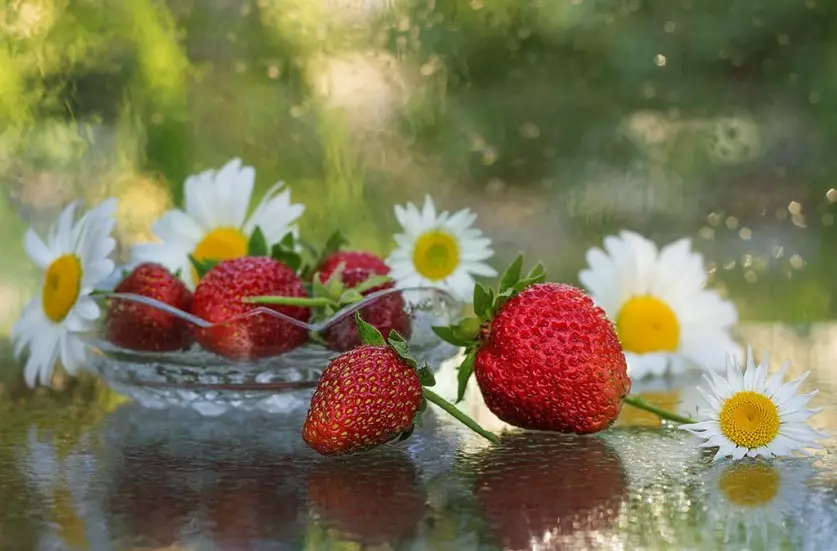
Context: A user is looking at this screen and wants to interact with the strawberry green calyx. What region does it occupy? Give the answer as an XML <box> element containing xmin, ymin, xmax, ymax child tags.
<box><xmin>354</xmin><ymin>313</ymin><xmax>500</xmax><ymax>445</ymax></box>
<box><xmin>300</xmin><ymin>230</ymin><xmax>348</xmax><ymax>281</ymax></box>
<box><xmin>243</xmin><ymin>265</ymin><xmax>392</xmax><ymax>317</ymax></box>
<box><xmin>431</xmin><ymin>254</ymin><xmax>547</xmax><ymax>403</ymax></box>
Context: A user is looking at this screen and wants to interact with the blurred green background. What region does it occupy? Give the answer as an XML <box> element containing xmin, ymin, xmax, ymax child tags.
<box><xmin>2</xmin><ymin>0</ymin><xmax>837</xmax><ymax>366</ymax></box>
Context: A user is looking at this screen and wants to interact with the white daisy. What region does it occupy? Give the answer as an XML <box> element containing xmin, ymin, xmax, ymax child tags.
<box><xmin>130</xmin><ymin>157</ymin><xmax>305</xmax><ymax>288</ymax></box>
<box><xmin>12</xmin><ymin>198</ymin><xmax>118</xmax><ymax>387</ymax></box>
<box><xmin>680</xmin><ymin>348</ymin><xmax>827</xmax><ymax>461</ymax></box>
<box><xmin>702</xmin><ymin>459</ymin><xmax>814</xmax><ymax>547</ymax></box>
<box><xmin>387</xmin><ymin>195</ymin><xmax>497</xmax><ymax>302</ymax></box>
<box><xmin>578</xmin><ymin>230</ymin><xmax>741</xmax><ymax>380</ymax></box>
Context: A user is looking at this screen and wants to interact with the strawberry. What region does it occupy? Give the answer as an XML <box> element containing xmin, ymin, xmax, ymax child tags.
<box><xmin>434</xmin><ymin>256</ymin><xmax>631</xmax><ymax>434</ymax></box>
<box><xmin>302</xmin><ymin>314</ymin><xmax>498</xmax><ymax>456</ymax></box>
<box><xmin>317</xmin><ymin>250</ymin><xmax>389</xmax><ymax>279</ymax></box>
<box><xmin>316</xmin><ymin>250</ymin><xmax>411</xmax><ymax>351</ymax></box>
<box><xmin>248</xmin><ymin>233</ymin><xmax>411</xmax><ymax>351</ymax></box>
<box><xmin>105</xmin><ymin>262</ymin><xmax>194</xmax><ymax>352</ymax></box>
<box><xmin>192</xmin><ymin>256</ymin><xmax>311</xmax><ymax>361</ymax></box>
<box><xmin>472</xmin><ymin>432</ymin><xmax>627</xmax><ymax>551</ymax></box>
<box><xmin>307</xmin><ymin>449</ymin><xmax>427</xmax><ymax>545</ymax></box>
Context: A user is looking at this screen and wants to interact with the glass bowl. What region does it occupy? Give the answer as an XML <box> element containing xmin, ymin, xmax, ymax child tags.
<box><xmin>81</xmin><ymin>287</ymin><xmax>464</xmax><ymax>416</ymax></box>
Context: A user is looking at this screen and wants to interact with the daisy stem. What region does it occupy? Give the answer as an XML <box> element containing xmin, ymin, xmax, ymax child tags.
<box><xmin>423</xmin><ymin>388</ymin><xmax>500</xmax><ymax>444</ymax></box>
<box><xmin>244</xmin><ymin>296</ymin><xmax>334</xmax><ymax>307</ymax></box>
<box><xmin>623</xmin><ymin>395</ymin><xmax>693</xmax><ymax>425</ymax></box>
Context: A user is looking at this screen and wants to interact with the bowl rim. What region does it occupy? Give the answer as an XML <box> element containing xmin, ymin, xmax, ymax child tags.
<box><xmin>92</xmin><ymin>285</ymin><xmax>462</xmax><ymax>332</ymax></box>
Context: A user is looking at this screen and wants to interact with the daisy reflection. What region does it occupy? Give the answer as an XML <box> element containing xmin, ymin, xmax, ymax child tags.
<box><xmin>703</xmin><ymin>459</ymin><xmax>815</xmax><ymax>548</ymax></box>
<box><xmin>18</xmin><ymin>428</ymin><xmax>109</xmax><ymax>551</ymax></box>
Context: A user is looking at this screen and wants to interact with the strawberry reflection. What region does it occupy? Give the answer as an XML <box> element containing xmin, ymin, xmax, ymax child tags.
<box><xmin>468</xmin><ymin>431</ymin><xmax>627</xmax><ymax>551</ymax></box>
<box><xmin>100</xmin><ymin>402</ymin><xmax>313</xmax><ymax>549</ymax></box>
<box><xmin>306</xmin><ymin>448</ymin><xmax>428</xmax><ymax>546</ymax></box>
<box><xmin>107</xmin><ymin>450</ymin><xmax>199</xmax><ymax>547</ymax></box>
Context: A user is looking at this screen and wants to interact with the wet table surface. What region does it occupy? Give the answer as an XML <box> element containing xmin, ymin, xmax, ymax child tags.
<box><xmin>3</xmin><ymin>322</ymin><xmax>837</xmax><ymax>551</ymax></box>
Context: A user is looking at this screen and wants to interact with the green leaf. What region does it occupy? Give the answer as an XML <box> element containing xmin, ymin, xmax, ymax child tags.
<box><xmin>387</xmin><ymin>330</ymin><xmax>418</xmax><ymax>370</ymax></box>
<box><xmin>279</xmin><ymin>231</ymin><xmax>296</xmax><ymax>250</ymax></box>
<box><xmin>417</xmin><ymin>366</ymin><xmax>436</xmax><ymax>387</ymax></box>
<box><xmin>188</xmin><ymin>255</ymin><xmax>218</xmax><ymax>280</ymax></box>
<box><xmin>172</xmin><ymin>268</ymin><xmax>183</xmax><ymax>280</ymax></box>
<box><xmin>526</xmin><ymin>262</ymin><xmax>546</xmax><ymax>282</ymax></box>
<box><xmin>340</xmin><ymin>289</ymin><xmax>364</xmax><ymax>304</ymax></box>
<box><xmin>453</xmin><ymin>317</ymin><xmax>482</xmax><ymax>341</ymax></box>
<box><xmin>247</xmin><ymin>226</ymin><xmax>268</xmax><ymax>257</ymax></box>
<box><xmin>431</xmin><ymin>325</ymin><xmax>473</xmax><ymax>347</ymax></box>
<box><xmin>351</xmin><ymin>274</ymin><xmax>392</xmax><ymax>295</ymax></box>
<box><xmin>493</xmin><ymin>288</ymin><xmax>515</xmax><ymax>312</ymax></box>
<box><xmin>354</xmin><ymin>313</ymin><xmax>386</xmax><ymax>346</ymax></box>
<box><xmin>498</xmin><ymin>254</ymin><xmax>523</xmax><ymax>294</ymax></box>
<box><xmin>512</xmin><ymin>262</ymin><xmax>547</xmax><ymax>292</ymax></box>
<box><xmin>473</xmin><ymin>283</ymin><xmax>493</xmax><ymax>318</ymax></box>
<box><xmin>322</xmin><ymin>230</ymin><xmax>348</xmax><ymax>257</ymax></box>
<box><xmin>456</xmin><ymin>352</ymin><xmax>476</xmax><ymax>404</ymax></box>
<box><xmin>270</xmin><ymin>244</ymin><xmax>303</xmax><ymax>272</ymax></box>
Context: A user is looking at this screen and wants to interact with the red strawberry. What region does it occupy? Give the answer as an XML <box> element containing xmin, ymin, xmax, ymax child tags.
<box><xmin>106</xmin><ymin>262</ymin><xmax>194</xmax><ymax>352</ymax></box>
<box><xmin>316</xmin><ymin>251</ymin><xmax>411</xmax><ymax>351</ymax></box>
<box><xmin>192</xmin><ymin>256</ymin><xmax>310</xmax><ymax>361</ymax></box>
<box><xmin>307</xmin><ymin>449</ymin><xmax>427</xmax><ymax>545</ymax></box>
<box><xmin>472</xmin><ymin>432</ymin><xmax>627</xmax><ymax>551</ymax></box>
<box><xmin>317</xmin><ymin>250</ymin><xmax>390</xmax><ymax>280</ymax></box>
<box><xmin>302</xmin><ymin>314</ymin><xmax>498</xmax><ymax>456</ymax></box>
<box><xmin>435</xmin><ymin>256</ymin><xmax>631</xmax><ymax>434</ymax></box>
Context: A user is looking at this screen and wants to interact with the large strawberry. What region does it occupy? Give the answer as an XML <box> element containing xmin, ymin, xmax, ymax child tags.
<box><xmin>248</xmin><ymin>232</ymin><xmax>411</xmax><ymax>351</ymax></box>
<box><xmin>471</xmin><ymin>432</ymin><xmax>627</xmax><ymax>551</ymax></box>
<box><xmin>302</xmin><ymin>314</ymin><xmax>498</xmax><ymax>456</ymax></box>
<box><xmin>192</xmin><ymin>256</ymin><xmax>311</xmax><ymax>361</ymax></box>
<box><xmin>105</xmin><ymin>262</ymin><xmax>194</xmax><ymax>352</ymax></box>
<box><xmin>307</xmin><ymin>449</ymin><xmax>427</xmax><ymax>545</ymax></box>
<box><xmin>434</xmin><ymin>256</ymin><xmax>631</xmax><ymax>434</ymax></box>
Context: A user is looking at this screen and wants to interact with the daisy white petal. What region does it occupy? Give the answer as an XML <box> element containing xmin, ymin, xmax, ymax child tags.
<box><xmin>243</xmin><ymin>182</ymin><xmax>305</xmax><ymax>243</ymax></box>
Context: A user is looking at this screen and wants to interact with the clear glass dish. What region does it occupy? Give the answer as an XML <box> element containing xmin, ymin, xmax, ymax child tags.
<box><xmin>81</xmin><ymin>287</ymin><xmax>464</xmax><ymax>416</ymax></box>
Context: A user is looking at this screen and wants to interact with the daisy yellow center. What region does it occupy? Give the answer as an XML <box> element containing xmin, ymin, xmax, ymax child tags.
<box><xmin>718</xmin><ymin>463</ymin><xmax>780</xmax><ymax>507</ymax></box>
<box><xmin>192</xmin><ymin>227</ymin><xmax>248</xmax><ymax>280</ymax></box>
<box><xmin>615</xmin><ymin>295</ymin><xmax>680</xmax><ymax>354</ymax></box>
<box><xmin>719</xmin><ymin>391</ymin><xmax>781</xmax><ymax>449</ymax></box>
<box><xmin>412</xmin><ymin>230</ymin><xmax>460</xmax><ymax>281</ymax></box>
<box><xmin>52</xmin><ymin>483</ymin><xmax>88</xmax><ymax>549</ymax></box>
<box><xmin>42</xmin><ymin>254</ymin><xmax>82</xmax><ymax>323</ymax></box>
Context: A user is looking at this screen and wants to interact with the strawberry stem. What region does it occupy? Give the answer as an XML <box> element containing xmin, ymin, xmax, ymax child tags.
<box><xmin>422</xmin><ymin>388</ymin><xmax>500</xmax><ymax>444</ymax></box>
<box><xmin>243</xmin><ymin>296</ymin><xmax>334</xmax><ymax>307</ymax></box>
<box><xmin>623</xmin><ymin>395</ymin><xmax>693</xmax><ymax>425</ymax></box>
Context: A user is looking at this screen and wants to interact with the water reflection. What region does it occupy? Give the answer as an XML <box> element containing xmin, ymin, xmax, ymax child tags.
<box><xmin>702</xmin><ymin>460</ymin><xmax>813</xmax><ymax>547</ymax></box>
<box><xmin>18</xmin><ymin>429</ymin><xmax>110</xmax><ymax>551</ymax></box>
<box><xmin>9</xmin><ymin>321</ymin><xmax>837</xmax><ymax>550</ymax></box>
<box><xmin>307</xmin><ymin>449</ymin><xmax>428</xmax><ymax>546</ymax></box>
<box><xmin>465</xmin><ymin>432</ymin><xmax>627</xmax><ymax>551</ymax></box>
